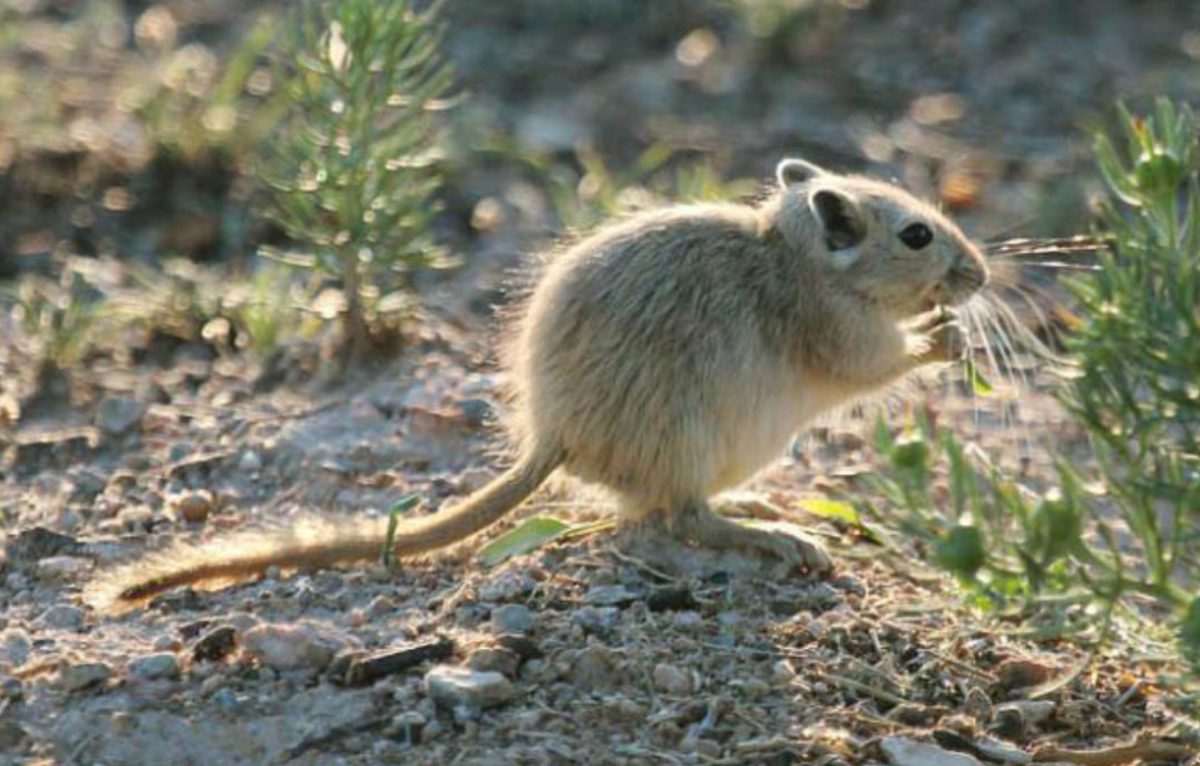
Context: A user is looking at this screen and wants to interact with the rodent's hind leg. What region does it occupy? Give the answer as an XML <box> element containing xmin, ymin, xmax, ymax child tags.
<box><xmin>613</xmin><ymin>501</ymin><xmax>832</xmax><ymax>579</ymax></box>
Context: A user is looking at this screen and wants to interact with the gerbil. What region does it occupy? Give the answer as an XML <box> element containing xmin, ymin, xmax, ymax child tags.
<box><xmin>88</xmin><ymin>157</ymin><xmax>988</xmax><ymax>609</ymax></box>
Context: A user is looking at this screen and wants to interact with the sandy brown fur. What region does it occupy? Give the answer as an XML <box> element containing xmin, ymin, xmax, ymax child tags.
<box><xmin>88</xmin><ymin>158</ymin><xmax>988</xmax><ymax>609</ymax></box>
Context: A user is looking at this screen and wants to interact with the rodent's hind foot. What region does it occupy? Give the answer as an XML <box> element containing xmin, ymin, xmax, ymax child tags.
<box><xmin>613</xmin><ymin>502</ymin><xmax>832</xmax><ymax>580</ymax></box>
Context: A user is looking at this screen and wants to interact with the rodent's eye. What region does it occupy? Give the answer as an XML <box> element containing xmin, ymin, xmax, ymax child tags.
<box><xmin>898</xmin><ymin>222</ymin><xmax>933</xmax><ymax>250</ymax></box>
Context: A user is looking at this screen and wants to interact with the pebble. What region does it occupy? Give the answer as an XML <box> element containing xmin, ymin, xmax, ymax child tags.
<box><xmin>466</xmin><ymin>647</ymin><xmax>520</xmax><ymax>679</ymax></box>
<box><xmin>0</xmin><ymin>629</ymin><xmax>32</xmax><ymax>668</ymax></box>
<box><xmin>424</xmin><ymin>665</ymin><xmax>515</xmax><ymax>710</ymax></box>
<box><xmin>770</xmin><ymin>582</ymin><xmax>841</xmax><ymax>615</ymax></box>
<box><xmin>128</xmin><ymin>653</ymin><xmax>179</xmax><ymax>680</ymax></box>
<box><xmin>572</xmin><ymin>606</ymin><xmax>618</xmax><ymax>634</ymax></box>
<box><xmin>653</xmin><ymin>662</ymin><xmax>693</xmax><ymax>695</ymax></box>
<box><xmin>211</xmin><ymin>687</ymin><xmax>247</xmax><ymax>711</ymax></box>
<box><xmin>391</xmin><ymin>711</ymin><xmax>427</xmax><ymax>745</ymax></box>
<box><xmin>458</xmin><ymin>398</ymin><xmax>493</xmax><ymax>428</ymax></box>
<box><xmin>0</xmin><ymin>675</ymin><xmax>22</xmax><ymax>701</ymax></box>
<box><xmin>59</xmin><ymin>662</ymin><xmax>112</xmax><ymax>691</ymax></box>
<box><xmin>365</xmin><ymin>594</ymin><xmax>397</xmax><ymax>619</ymax></box>
<box><xmin>995</xmin><ymin>699</ymin><xmax>1054</xmax><ymax>725</ymax></box>
<box><xmin>477</xmin><ymin>570</ymin><xmax>534</xmax><ymax>602</ymax></box>
<box><xmin>672</xmin><ymin>611</ymin><xmax>704</xmax><ymax>630</ymax></box>
<box><xmin>881</xmin><ymin>737</ymin><xmax>984</xmax><ymax>766</ymax></box>
<box><xmin>38</xmin><ymin>604</ymin><xmax>85</xmax><ymax>631</ymax></box>
<box><xmin>583</xmin><ymin>584</ymin><xmax>640</xmax><ymax>606</ymax></box>
<box><xmin>243</xmin><ymin>623</ymin><xmax>343</xmax><ymax>671</ymax></box>
<box><xmin>716</xmin><ymin>611</ymin><xmax>742</xmax><ymax>627</ymax></box>
<box><xmin>997</xmin><ymin>658</ymin><xmax>1056</xmax><ymax>691</ymax></box>
<box><xmin>169</xmin><ymin>489</ymin><xmax>215</xmax><ymax>523</ymax></box>
<box><xmin>238</xmin><ymin>449</ymin><xmax>264</xmax><ymax>473</ymax></box>
<box><xmin>97</xmin><ymin>397</ymin><xmax>147</xmax><ymax>435</ymax></box>
<box><xmin>567</xmin><ymin>645</ymin><xmax>618</xmax><ymax>691</ymax></box>
<box><xmin>491</xmin><ymin>604</ymin><xmax>535</xmax><ymax>634</ymax></box>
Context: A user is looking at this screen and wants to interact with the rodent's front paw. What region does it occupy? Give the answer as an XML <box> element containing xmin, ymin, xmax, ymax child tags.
<box><xmin>916</xmin><ymin>310</ymin><xmax>966</xmax><ymax>363</ymax></box>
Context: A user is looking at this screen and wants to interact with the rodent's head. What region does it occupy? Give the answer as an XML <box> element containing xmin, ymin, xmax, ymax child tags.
<box><xmin>772</xmin><ymin>158</ymin><xmax>988</xmax><ymax>317</ymax></box>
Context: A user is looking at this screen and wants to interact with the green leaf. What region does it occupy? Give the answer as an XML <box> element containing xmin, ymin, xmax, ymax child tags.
<box><xmin>798</xmin><ymin>498</ymin><xmax>884</xmax><ymax>545</ymax></box>
<box><xmin>934</xmin><ymin>525</ymin><xmax>987</xmax><ymax>581</ymax></box>
<box><xmin>797</xmin><ymin>498</ymin><xmax>860</xmax><ymax>524</ymax></box>
<box><xmin>476</xmin><ymin>517</ymin><xmax>570</xmax><ymax>567</ymax></box>
<box><xmin>381</xmin><ymin>493</ymin><xmax>423</xmax><ymax>568</ymax></box>
<box><xmin>1180</xmin><ymin>596</ymin><xmax>1200</xmax><ymax>649</ymax></box>
<box><xmin>891</xmin><ymin>434</ymin><xmax>929</xmax><ymax>473</ymax></box>
<box><xmin>963</xmin><ymin>358</ymin><xmax>994</xmax><ymax>397</ymax></box>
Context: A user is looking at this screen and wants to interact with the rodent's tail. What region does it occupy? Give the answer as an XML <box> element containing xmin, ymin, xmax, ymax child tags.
<box><xmin>86</xmin><ymin>446</ymin><xmax>565</xmax><ymax>612</ymax></box>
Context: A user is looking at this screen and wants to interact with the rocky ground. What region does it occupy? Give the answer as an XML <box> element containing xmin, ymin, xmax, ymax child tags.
<box><xmin>2</xmin><ymin>1</ymin><xmax>1200</xmax><ymax>764</ymax></box>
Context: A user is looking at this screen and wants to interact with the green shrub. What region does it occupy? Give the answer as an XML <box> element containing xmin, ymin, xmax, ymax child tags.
<box><xmin>258</xmin><ymin>0</ymin><xmax>456</xmax><ymax>362</ymax></box>
<box><xmin>857</xmin><ymin>100</ymin><xmax>1200</xmax><ymax>675</ymax></box>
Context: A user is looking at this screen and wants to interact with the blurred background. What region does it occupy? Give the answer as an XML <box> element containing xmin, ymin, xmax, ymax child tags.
<box><xmin>2</xmin><ymin>0</ymin><xmax>1200</xmax><ymax>422</ymax></box>
<box><xmin>3</xmin><ymin>0</ymin><xmax>1199</xmax><ymax>277</ymax></box>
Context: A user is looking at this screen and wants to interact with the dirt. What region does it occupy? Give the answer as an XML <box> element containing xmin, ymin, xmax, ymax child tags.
<box><xmin>1</xmin><ymin>1</ymin><xmax>1199</xmax><ymax>764</ymax></box>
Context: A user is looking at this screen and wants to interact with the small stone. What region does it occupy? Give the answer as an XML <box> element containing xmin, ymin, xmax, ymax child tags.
<box><xmin>995</xmin><ymin>699</ymin><xmax>1054</xmax><ymax>725</ymax></box>
<box><xmin>997</xmin><ymin>658</ymin><xmax>1056</xmax><ymax>691</ymax></box>
<box><xmin>466</xmin><ymin>647</ymin><xmax>519</xmax><ymax>679</ymax></box>
<box><xmin>199</xmin><ymin>674</ymin><xmax>225</xmax><ymax>697</ymax></box>
<box><xmin>424</xmin><ymin>665</ymin><xmax>514</xmax><ymax>710</ymax></box>
<box><xmin>392</xmin><ymin>711</ymin><xmax>426</xmax><ymax>745</ymax></box>
<box><xmin>458</xmin><ymin>398</ymin><xmax>493</xmax><ymax>428</ymax></box>
<box><xmin>491</xmin><ymin>604</ymin><xmax>535</xmax><ymax>635</ymax></box>
<box><xmin>169</xmin><ymin>489</ymin><xmax>215</xmax><ymax>523</ymax></box>
<box><xmin>672</xmin><ymin>611</ymin><xmax>704</xmax><ymax>629</ymax></box>
<box><xmin>583</xmin><ymin>584</ymin><xmax>640</xmax><ymax>607</ymax></box>
<box><xmin>0</xmin><ymin>675</ymin><xmax>22</xmax><ymax>701</ymax></box>
<box><xmin>152</xmin><ymin>635</ymin><xmax>180</xmax><ymax>652</ymax></box>
<box><xmin>567</xmin><ymin>645</ymin><xmax>618</xmax><ymax>692</ymax></box>
<box><xmin>5</xmin><ymin>527</ymin><xmax>82</xmax><ymax>561</ymax></box>
<box><xmin>493</xmin><ymin>633</ymin><xmax>541</xmax><ymax>661</ymax></box>
<box><xmin>771</xmin><ymin>660</ymin><xmax>794</xmax><ymax>682</ymax></box>
<box><xmin>211</xmin><ymin>687</ymin><xmax>247</xmax><ymax>710</ymax></box>
<box><xmin>572</xmin><ymin>606</ymin><xmax>618</xmax><ymax>634</ymax></box>
<box><xmin>0</xmin><ymin>630</ymin><xmax>31</xmax><ymax>668</ymax></box>
<box><xmin>992</xmin><ymin>699</ymin><xmax>1055</xmax><ymax>740</ymax></box>
<box><xmin>38</xmin><ymin>604</ymin><xmax>85</xmax><ymax>631</ymax></box>
<box><xmin>243</xmin><ymin>623</ymin><xmax>343</xmax><ymax>671</ymax></box>
<box><xmin>238</xmin><ymin>449</ymin><xmax>263</xmax><ymax>473</ymax></box>
<box><xmin>128</xmin><ymin>653</ymin><xmax>179</xmax><ymax>680</ymax></box>
<box><xmin>365</xmin><ymin>594</ymin><xmax>396</xmax><ymax>618</ymax></box>
<box><xmin>36</xmin><ymin>556</ymin><xmax>92</xmax><ymax>579</ymax></box>
<box><xmin>59</xmin><ymin>662</ymin><xmax>112</xmax><ymax>691</ymax></box>
<box><xmin>653</xmin><ymin>662</ymin><xmax>692</xmax><ymax>695</ymax></box>
<box><xmin>770</xmin><ymin>582</ymin><xmax>841</xmax><ymax>615</ymax></box>
<box><xmin>716</xmin><ymin>611</ymin><xmax>742</xmax><ymax>627</ymax></box>
<box><xmin>646</xmin><ymin>586</ymin><xmax>697</xmax><ymax>612</ymax></box>
<box><xmin>881</xmin><ymin>737</ymin><xmax>984</xmax><ymax>766</ymax></box>
<box><xmin>97</xmin><ymin>398</ymin><xmax>147</xmax><ymax>436</ymax></box>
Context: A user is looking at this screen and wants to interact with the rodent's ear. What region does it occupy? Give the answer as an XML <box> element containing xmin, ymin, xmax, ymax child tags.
<box><xmin>809</xmin><ymin>188</ymin><xmax>867</xmax><ymax>253</ymax></box>
<box><xmin>776</xmin><ymin>158</ymin><xmax>826</xmax><ymax>189</ymax></box>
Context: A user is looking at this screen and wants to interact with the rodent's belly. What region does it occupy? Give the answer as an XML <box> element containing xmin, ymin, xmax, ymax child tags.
<box><xmin>707</xmin><ymin>382</ymin><xmax>835</xmax><ymax>495</ymax></box>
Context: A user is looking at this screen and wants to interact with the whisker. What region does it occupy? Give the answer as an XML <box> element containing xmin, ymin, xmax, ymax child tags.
<box><xmin>985</xmin><ymin>234</ymin><xmax>1109</xmax><ymax>257</ymax></box>
<box><xmin>996</xmin><ymin>259</ymin><xmax>1101</xmax><ymax>272</ymax></box>
<box><xmin>991</xmin><ymin>278</ymin><xmax>1073</xmax><ymax>358</ymax></box>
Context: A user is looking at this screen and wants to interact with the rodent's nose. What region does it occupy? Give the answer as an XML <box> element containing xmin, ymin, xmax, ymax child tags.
<box><xmin>956</xmin><ymin>247</ymin><xmax>988</xmax><ymax>289</ymax></box>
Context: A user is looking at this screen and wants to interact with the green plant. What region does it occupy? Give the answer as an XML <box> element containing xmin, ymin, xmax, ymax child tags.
<box><xmin>259</xmin><ymin>0</ymin><xmax>456</xmax><ymax>362</ymax></box>
<box><xmin>7</xmin><ymin>270</ymin><xmax>104</xmax><ymax>378</ymax></box>
<box><xmin>855</xmin><ymin>100</ymin><xmax>1200</xmax><ymax>674</ymax></box>
<box><xmin>1075</xmin><ymin>99</ymin><xmax>1200</xmax><ymax>604</ymax></box>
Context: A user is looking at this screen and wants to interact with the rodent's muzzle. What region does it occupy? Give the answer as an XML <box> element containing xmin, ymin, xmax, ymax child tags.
<box><xmin>935</xmin><ymin>247</ymin><xmax>988</xmax><ymax>306</ymax></box>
